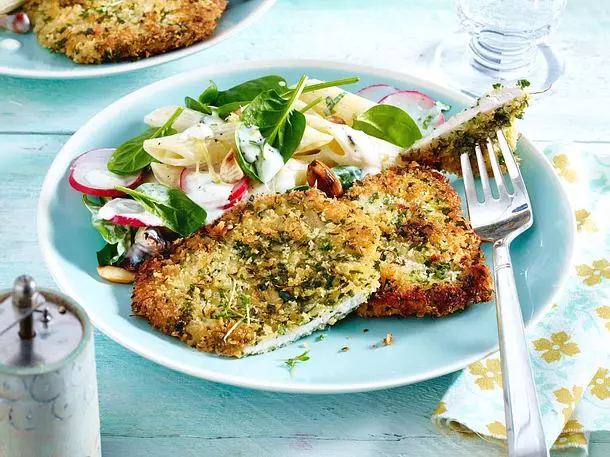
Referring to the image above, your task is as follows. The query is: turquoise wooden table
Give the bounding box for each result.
[1,0,609,455]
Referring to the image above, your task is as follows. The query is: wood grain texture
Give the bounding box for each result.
[1,0,610,455]
[1,135,608,456]
[1,0,610,141]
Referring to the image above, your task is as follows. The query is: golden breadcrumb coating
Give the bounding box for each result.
[346,163,493,318]
[132,189,381,357]
[25,0,227,64]
[399,89,528,175]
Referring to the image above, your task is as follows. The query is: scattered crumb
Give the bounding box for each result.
[363,328,369,333]
[346,336,352,340]
[58,305,67,314]
[340,346,350,352]
[316,333,327,342]
[383,333,393,346]
[372,344,377,348]
[301,342,309,349]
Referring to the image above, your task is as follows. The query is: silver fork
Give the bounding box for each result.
[460,130,549,457]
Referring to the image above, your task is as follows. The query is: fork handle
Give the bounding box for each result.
[493,239,549,457]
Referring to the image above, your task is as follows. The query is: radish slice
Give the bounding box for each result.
[98,198,164,227]
[356,84,399,103]
[222,177,249,209]
[379,90,446,135]
[69,148,143,197]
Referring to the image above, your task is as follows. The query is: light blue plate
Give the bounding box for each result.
[37,61,575,393]
[0,0,276,79]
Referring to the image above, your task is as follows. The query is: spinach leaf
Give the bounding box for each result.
[190,76,288,118]
[332,166,363,190]
[83,195,132,266]
[215,76,286,106]
[97,243,123,266]
[242,75,308,159]
[300,77,360,94]
[216,101,249,119]
[107,107,184,175]
[235,76,308,182]
[116,183,206,237]
[198,80,219,104]
[185,96,212,114]
[352,104,422,148]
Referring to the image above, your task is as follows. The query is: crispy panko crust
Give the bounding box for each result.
[24,0,227,64]
[132,189,380,357]
[346,163,493,318]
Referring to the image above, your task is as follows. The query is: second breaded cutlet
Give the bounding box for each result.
[25,0,227,64]
[132,189,381,357]
[346,163,493,318]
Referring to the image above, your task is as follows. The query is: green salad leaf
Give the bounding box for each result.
[187,76,288,118]
[235,75,308,182]
[107,107,184,175]
[83,195,132,266]
[352,104,422,148]
[185,96,212,114]
[116,183,206,237]
[332,166,363,190]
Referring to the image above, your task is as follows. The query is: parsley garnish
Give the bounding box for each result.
[492,83,503,90]
[316,333,327,342]
[517,79,531,89]
[324,92,346,116]
[283,351,310,372]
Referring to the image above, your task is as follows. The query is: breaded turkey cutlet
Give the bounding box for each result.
[132,189,381,357]
[400,87,529,175]
[25,0,227,64]
[346,163,493,318]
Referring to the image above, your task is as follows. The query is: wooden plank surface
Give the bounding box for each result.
[1,0,610,455]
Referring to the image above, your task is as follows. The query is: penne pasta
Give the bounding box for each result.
[144,106,203,132]
[305,115,401,169]
[300,79,376,125]
[295,125,334,155]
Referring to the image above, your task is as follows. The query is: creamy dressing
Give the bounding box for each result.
[250,159,307,195]
[0,38,21,52]
[326,123,401,169]
[237,124,285,183]
[84,169,136,189]
[182,170,234,224]
[200,111,225,128]
[178,123,214,141]
[99,199,164,226]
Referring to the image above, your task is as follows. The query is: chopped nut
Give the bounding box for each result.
[363,328,369,333]
[382,333,393,346]
[340,346,350,352]
[307,160,343,198]
[97,266,136,284]
[325,115,346,125]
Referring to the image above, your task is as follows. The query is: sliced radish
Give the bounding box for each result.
[222,177,249,209]
[379,90,446,135]
[356,84,399,103]
[69,148,143,197]
[98,198,164,227]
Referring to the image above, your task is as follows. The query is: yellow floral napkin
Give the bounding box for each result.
[432,143,610,454]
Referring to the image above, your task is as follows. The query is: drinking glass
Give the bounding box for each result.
[432,0,567,96]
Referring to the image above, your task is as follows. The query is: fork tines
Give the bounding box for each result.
[460,129,525,204]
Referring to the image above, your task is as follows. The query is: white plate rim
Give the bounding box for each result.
[37,59,576,393]
[0,0,276,79]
